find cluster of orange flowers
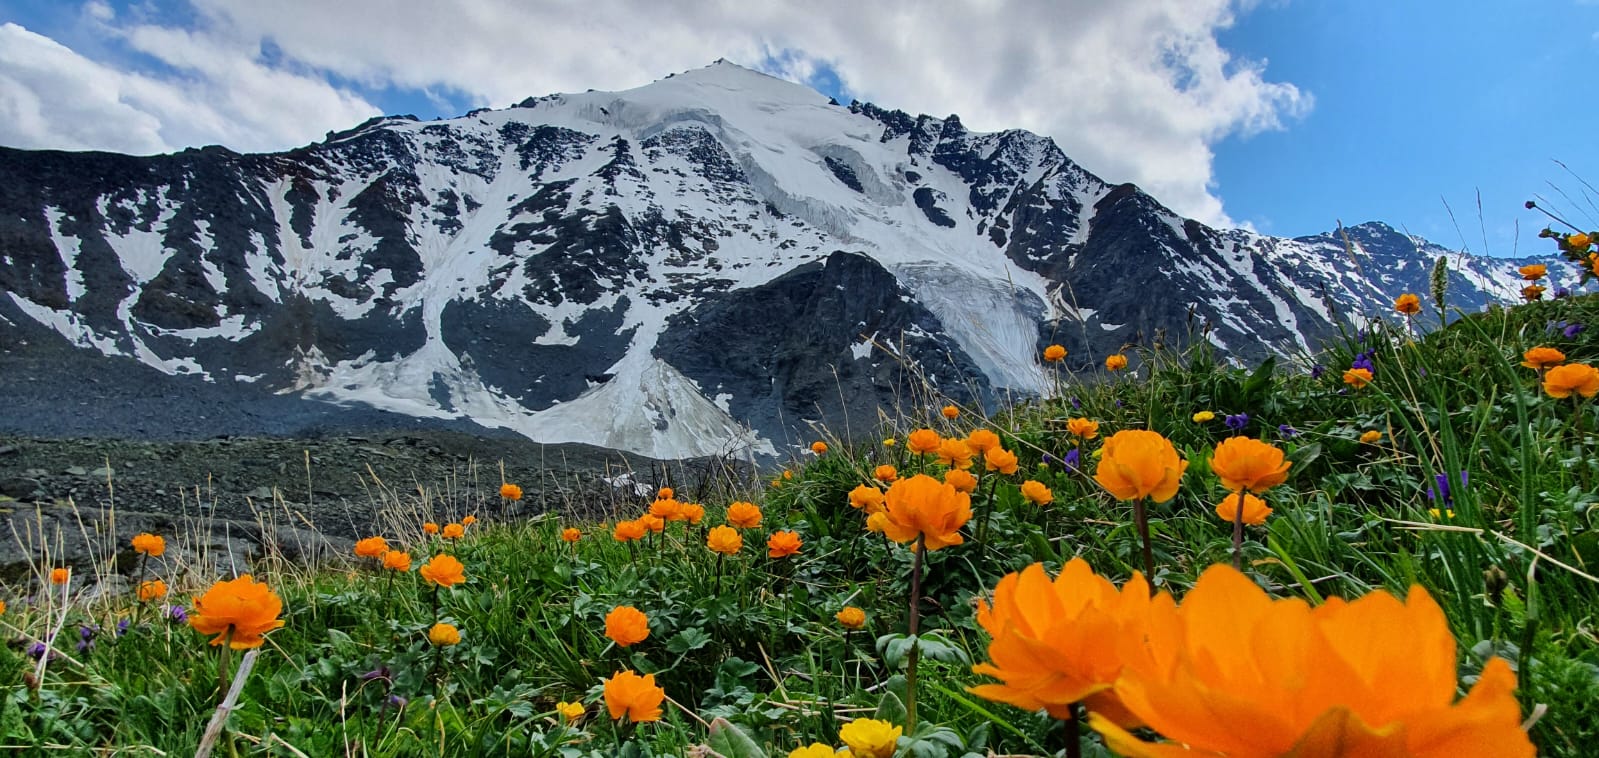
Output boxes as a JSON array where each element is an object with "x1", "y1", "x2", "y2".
[{"x1": 1523, "y1": 346, "x2": 1599, "y2": 399}]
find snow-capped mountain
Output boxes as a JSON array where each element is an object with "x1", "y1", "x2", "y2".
[{"x1": 0, "y1": 61, "x2": 1566, "y2": 459}]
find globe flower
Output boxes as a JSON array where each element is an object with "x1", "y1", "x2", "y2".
[
  {"x1": 906, "y1": 428, "x2": 942, "y2": 455},
  {"x1": 1105, "y1": 354, "x2": 1128, "y2": 371},
  {"x1": 132, "y1": 533, "x2": 166, "y2": 557},
  {"x1": 865, "y1": 511, "x2": 890, "y2": 534},
  {"x1": 944, "y1": 468, "x2": 978, "y2": 494},
  {"x1": 561, "y1": 527, "x2": 583, "y2": 543},
  {"x1": 1522, "y1": 284, "x2": 1546, "y2": 302},
  {"x1": 638, "y1": 514, "x2": 665, "y2": 533},
  {"x1": 983, "y1": 447, "x2": 1019, "y2": 475},
  {"x1": 1518, "y1": 263, "x2": 1547, "y2": 280},
  {"x1": 604, "y1": 606, "x2": 650, "y2": 647},
  {"x1": 1394, "y1": 292, "x2": 1422, "y2": 315},
  {"x1": 966, "y1": 429, "x2": 1001, "y2": 453},
  {"x1": 1043, "y1": 344, "x2": 1067, "y2": 362},
  {"x1": 681, "y1": 503, "x2": 706, "y2": 525},
  {"x1": 1093, "y1": 430, "x2": 1187, "y2": 503},
  {"x1": 1570, "y1": 231, "x2": 1593, "y2": 252},
  {"x1": 1066, "y1": 417, "x2": 1099, "y2": 439},
  {"x1": 188, "y1": 574, "x2": 285, "y2": 649},
  {"x1": 1214, "y1": 492, "x2": 1272, "y2": 525},
  {"x1": 499, "y1": 483, "x2": 523, "y2": 501},
  {"x1": 50, "y1": 567, "x2": 69, "y2": 585},
  {"x1": 811, "y1": 440, "x2": 829, "y2": 455},
  {"x1": 838, "y1": 718, "x2": 903, "y2": 758},
  {"x1": 707, "y1": 525, "x2": 743, "y2": 555},
  {"x1": 613, "y1": 519, "x2": 647, "y2": 542},
  {"x1": 726, "y1": 501, "x2": 763, "y2": 529},
  {"x1": 1191, "y1": 410, "x2": 1215, "y2": 423},
  {"x1": 556, "y1": 701, "x2": 586, "y2": 725},
  {"x1": 657, "y1": 487, "x2": 674, "y2": 500},
  {"x1": 971, "y1": 559, "x2": 1151, "y2": 724},
  {"x1": 941, "y1": 404, "x2": 960, "y2": 419},
  {"x1": 1521, "y1": 346, "x2": 1566, "y2": 370},
  {"x1": 767, "y1": 530, "x2": 803, "y2": 558},
  {"x1": 428, "y1": 622, "x2": 461, "y2": 646},
  {"x1": 848, "y1": 484, "x2": 886, "y2": 513},
  {"x1": 1360, "y1": 430, "x2": 1383, "y2": 444},
  {"x1": 1343, "y1": 367, "x2": 1374, "y2": 389},
  {"x1": 1430, "y1": 508, "x2": 1456, "y2": 519},
  {"x1": 603, "y1": 670, "x2": 664, "y2": 722},
  {"x1": 873, "y1": 464, "x2": 898, "y2": 483},
  {"x1": 650, "y1": 497, "x2": 683, "y2": 520},
  {"x1": 423, "y1": 522, "x2": 440, "y2": 535},
  {"x1": 138, "y1": 579, "x2": 168, "y2": 602},
  {"x1": 1089, "y1": 563, "x2": 1534, "y2": 758},
  {"x1": 441, "y1": 523, "x2": 465, "y2": 540},
  {"x1": 381, "y1": 550, "x2": 411, "y2": 571},
  {"x1": 418, "y1": 554, "x2": 466, "y2": 588},
  {"x1": 836, "y1": 606, "x2": 867, "y2": 630},
  {"x1": 1020, "y1": 479, "x2": 1053, "y2": 506},
  {"x1": 789, "y1": 744, "x2": 840, "y2": 758},
  {"x1": 879, "y1": 474, "x2": 973, "y2": 551},
  {"x1": 1208, "y1": 436, "x2": 1291, "y2": 493},
  {"x1": 461, "y1": 515, "x2": 477, "y2": 526},
  {"x1": 935, "y1": 437, "x2": 975, "y2": 469},
  {"x1": 1543, "y1": 362, "x2": 1599, "y2": 398},
  {"x1": 883, "y1": 437, "x2": 897, "y2": 447}
]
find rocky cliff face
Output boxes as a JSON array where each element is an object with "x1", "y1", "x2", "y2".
[{"x1": 0, "y1": 61, "x2": 1568, "y2": 459}]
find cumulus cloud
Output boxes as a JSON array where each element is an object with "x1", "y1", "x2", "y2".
[{"x1": 1, "y1": 0, "x2": 1308, "y2": 226}]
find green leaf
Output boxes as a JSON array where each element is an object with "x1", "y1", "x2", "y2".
[
  {"x1": 875, "y1": 688, "x2": 908, "y2": 726},
  {"x1": 706, "y1": 717, "x2": 769, "y2": 758},
  {"x1": 666, "y1": 627, "x2": 712, "y2": 655}
]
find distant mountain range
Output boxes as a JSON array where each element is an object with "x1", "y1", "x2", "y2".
[{"x1": 0, "y1": 61, "x2": 1567, "y2": 459}]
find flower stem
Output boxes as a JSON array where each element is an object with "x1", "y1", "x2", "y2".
[
  {"x1": 906, "y1": 535, "x2": 925, "y2": 732},
  {"x1": 1133, "y1": 498, "x2": 1154, "y2": 582},
  {"x1": 1065, "y1": 702, "x2": 1083, "y2": 758},
  {"x1": 1232, "y1": 489, "x2": 1248, "y2": 571}
]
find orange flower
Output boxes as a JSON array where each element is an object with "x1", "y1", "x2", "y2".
[
  {"x1": 935, "y1": 437, "x2": 975, "y2": 469},
  {"x1": 461, "y1": 515, "x2": 477, "y2": 526},
  {"x1": 650, "y1": 497, "x2": 683, "y2": 520},
  {"x1": 423, "y1": 522, "x2": 440, "y2": 535},
  {"x1": 1020, "y1": 479, "x2": 1053, "y2": 505},
  {"x1": 681, "y1": 503, "x2": 706, "y2": 525},
  {"x1": 499, "y1": 483, "x2": 523, "y2": 500},
  {"x1": 811, "y1": 440, "x2": 829, "y2": 455},
  {"x1": 873, "y1": 464, "x2": 898, "y2": 483},
  {"x1": 1066, "y1": 417, "x2": 1099, "y2": 439},
  {"x1": 1090, "y1": 564, "x2": 1534, "y2": 758},
  {"x1": 138, "y1": 579, "x2": 168, "y2": 602},
  {"x1": 848, "y1": 484, "x2": 886, "y2": 513},
  {"x1": 1359, "y1": 430, "x2": 1383, "y2": 444},
  {"x1": 561, "y1": 527, "x2": 582, "y2": 543},
  {"x1": 1043, "y1": 344, "x2": 1067, "y2": 363},
  {"x1": 966, "y1": 429, "x2": 1001, "y2": 453},
  {"x1": 906, "y1": 428, "x2": 942, "y2": 455},
  {"x1": 1093, "y1": 430, "x2": 1187, "y2": 503},
  {"x1": 865, "y1": 511, "x2": 889, "y2": 534},
  {"x1": 381, "y1": 550, "x2": 411, "y2": 571},
  {"x1": 132, "y1": 533, "x2": 166, "y2": 557},
  {"x1": 879, "y1": 474, "x2": 973, "y2": 551},
  {"x1": 1522, "y1": 284, "x2": 1546, "y2": 302},
  {"x1": 1520, "y1": 346, "x2": 1566, "y2": 370},
  {"x1": 707, "y1": 525, "x2": 743, "y2": 555},
  {"x1": 1214, "y1": 492, "x2": 1272, "y2": 525},
  {"x1": 941, "y1": 404, "x2": 960, "y2": 419},
  {"x1": 613, "y1": 519, "x2": 647, "y2": 542},
  {"x1": 418, "y1": 554, "x2": 466, "y2": 587},
  {"x1": 1518, "y1": 263, "x2": 1547, "y2": 281},
  {"x1": 767, "y1": 530, "x2": 803, "y2": 558},
  {"x1": 836, "y1": 606, "x2": 867, "y2": 630},
  {"x1": 188, "y1": 574, "x2": 285, "y2": 649},
  {"x1": 428, "y1": 622, "x2": 461, "y2": 646},
  {"x1": 983, "y1": 447, "x2": 1019, "y2": 475},
  {"x1": 971, "y1": 559, "x2": 1151, "y2": 724},
  {"x1": 944, "y1": 468, "x2": 978, "y2": 494},
  {"x1": 1544, "y1": 362, "x2": 1599, "y2": 398},
  {"x1": 1208, "y1": 436, "x2": 1291, "y2": 493},
  {"x1": 50, "y1": 567, "x2": 69, "y2": 585},
  {"x1": 1343, "y1": 367, "x2": 1374, "y2": 388},
  {"x1": 1105, "y1": 354, "x2": 1128, "y2": 371},
  {"x1": 1394, "y1": 292, "x2": 1422, "y2": 315},
  {"x1": 441, "y1": 523, "x2": 465, "y2": 540},
  {"x1": 604, "y1": 605, "x2": 651, "y2": 647},
  {"x1": 638, "y1": 514, "x2": 665, "y2": 533},
  {"x1": 657, "y1": 486, "x2": 674, "y2": 500},
  {"x1": 603, "y1": 670, "x2": 664, "y2": 722},
  {"x1": 1570, "y1": 231, "x2": 1593, "y2": 252},
  {"x1": 726, "y1": 501, "x2": 763, "y2": 529}
]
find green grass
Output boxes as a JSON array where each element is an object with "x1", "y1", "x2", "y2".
[{"x1": 3, "y1": 292, "x2": 1598, "y2": 757}]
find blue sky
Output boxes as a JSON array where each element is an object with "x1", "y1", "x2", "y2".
[{"x1": 1, "y1": 0, "x2": 1594, "y2": 257}]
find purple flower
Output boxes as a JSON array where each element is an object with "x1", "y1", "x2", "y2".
[
  {"x1": 1426, "y1": 471, "x2": 1470, "y2": 505},
  {"x1": 116, "y1": 619, "x2": 131, "y2": 637},
  {"x1": 1062, "y1": 448, "x2": 1081, "y2": 471},
  {"x1": 1069, "y1": 396, "x2": 1082, "y2": 410},
  {"x1": 1310, "y1": 364, "x2": 1326, "y2": 380},
  {"x1": 387, "y1": 695, "x2": 408, "y2": 708},
  {"x1": 1277, "y1": 424, "x2": 1299, "y2": 439},
  {"x1": 1555, "y1": 287, "x2": 1572, "y2": 299},
  {"x1": 26, "y1": 641, "x2": 48, "y2": 660},
  {"x1": 166, "y1": 605, "x2": 188, "y2": 623},
  {"x1": 360, "y1": 666, "x2": 392, "y2": 682},
  {"x1": 1224, "y1": 413, "x2": 1249, "y2": 431},
  {"x1": 1565, "y1": 323, "x2": 1585, "y2": 339},
  {"x1": 1351, "y1": 352, "x2": 1376, "y2": 374}
]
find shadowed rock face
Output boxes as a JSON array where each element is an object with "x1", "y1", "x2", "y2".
[{"x1": 0, "y1": 62, "x2": 1565, "y2": 458}]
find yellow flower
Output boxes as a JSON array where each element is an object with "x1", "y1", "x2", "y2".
[
  {"x1": 1067, "y1": 417, "x2": 1100, "y2": 439},
  {"x1": 811, "y1": 440, "x2": 829, "y2": 455},
  {"x1": 138, "y1": 579, "x2": 168, "y2": 602},
  {"x1": 1093, "y1": 430, "x2": 1187, "y2": 503},
  {"x1": 442, "y1": 523, "x2": 465, "y2": 540},
  {"x1": 1214, "y1": 492, "x2": 1272, "y2": 525},
  {"x1": 789, "y1": 744, "x2": 841, "y2": 758},
  {"x1": 603, "y1": 670, "x2": 665, "y2": 723},
  {"x1": 879, "y1": 474, "x2": 973, "y2": 551},
  {"x1": 971, "y1": 559, "x2": 1151, "y2": 724},
  {"x1": 188, "y1": 574, "x2": 285, "y2": 649},
  {"x1": 613, "y1": 519, "x2": 647, "y2": 542},
  {"x1": 382, "y1": 550, "x2": 411, "y2": 571},
  {"x1": 966, "y1": 428, "x2": 1001, "y2": 453},
  {"x1": 1518, "y1": 263, "x2": 1547, "y2": 281},
  {"x1": 882, "y1": 437, "x2": 897, "y2": 447},
  {"x1": 1343, "y1": 367, "x2": 1374, "y2": 389},
  {"x1": 836, "y1": 606, "x2": 867, "y2": 630},
  {"x1": 418, "y1": 554, "x2": 466, "y2": 588},
  {"x1": 935, "y1": 437, "x2": 975, "y2": 469},
  {"x1": 1020, "y1": 479, "x2": 1053, "y2": 506},
  {"x1": 50, "y1": 567, "x2": 69, "y2": 585},
  {"x1": 556, "y1": 701, "x2": 586, "y2": 725},
  {"x1": 767, "y1": 530, "x2": 803, "y2": 558},
  {"x1": 1543, "y1": 362, "x2": 1599, "y2": 398},
  {"x1": 499, "y1": 483, "x2": 523, "y2": 501},
  {"x1": 1359, "y1": 430, "x2": 1383, "y2": 444},
  {"x1": 848, "y1": 484, "x2": 885, "y2": 513},
  {"x1": 941, "y1": 404, "x2": 960, "y2": 419},
  {"x1": 906, "y1": 428, "x2": 942, "y2": 455},
  {"x1": 983, "y1": 447, "x2": 1019, "y2": 475},
  {"x1": 1429, "y1": 508, "x2": 1455, "y2": 519},
  {"x1": 1522, "y1": 284, "x2": 1546, "y2": 302},
  {"x1": 838, "y1": 718, "x2": 902, "y2": 758},
  {"x1": 132, "y1": 532, "x2": 166, "y2": 557},
  {"x1": 1191, "y1": 410, "x2": 1215, "y2": 423},
  {"x1": 1208, "y1": 436, "x2": 1291, "y2": 493},
  {"x1": 1394, "y1": 292, "x2": 1422, "y2": 315},
  {"x1": 561, "y1": 527, "x2": 583, "y2": 543},
  {"x1": 873, "y1": 464, "x2": 898, "y2": 483},
  {"x1": 1520, "y1": 346, "x2": 1566, "y2": 370},
  {"x1": 726, "y1": 501, "x2": 763, "y2": 529},
  {"x1": 604, "y1": 605, "x2": 650, "y2": 647},
  {"x1": 428, "y1": 622, "x2": 461, "y2": 646},
  {"x1": 1090, "y1": 564, "x2": 1534, "y2": 758},
  {"x1": 944, "y1": 468, "x2": 978, "y2": 494},
  {"x1": 1043, "y1": 344, "x2": 1067, "y2": 362},
  {"x1": 707, "y1": 525, "x2": 743, "y2": 555}
]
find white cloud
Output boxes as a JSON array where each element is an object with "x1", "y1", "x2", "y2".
[{"x1": 0, "y1": 1, "x2": 1308, "y2": 227}]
